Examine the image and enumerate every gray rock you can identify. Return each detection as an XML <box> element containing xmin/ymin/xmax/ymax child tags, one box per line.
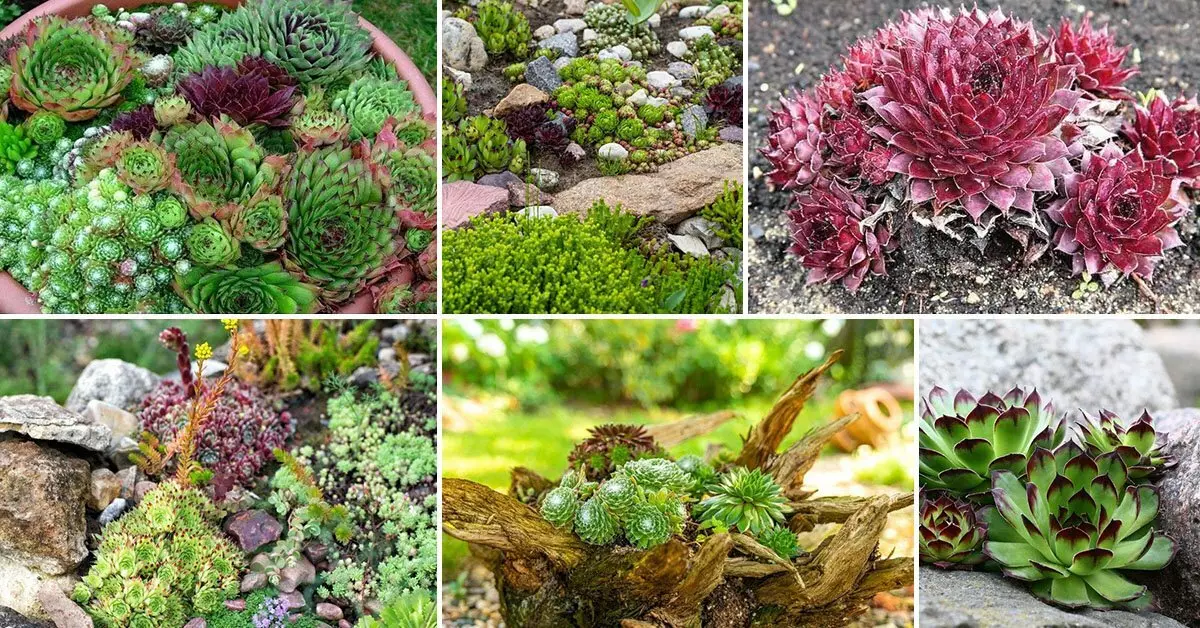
<box><xmin>553</xmin><ymin>18</ymin><xmax>587</xmax><ymax>33</ymax></box>
<box><xmin>628</xmin><ymin>88</ymin><xmax>649</xmax><ymax>106</ymax></box>
<box><xmin>519</xmin><ymin>206</ymin><xmax>558</xmax><ymax>219</ymax></box>
<box><xmin>919</xmin><ymin>319</ymin><xmax>1177</xmax><ymax>419</ymax></box>
<box><xmin>115</xmin><ymin>467</ymin><xmax>137</xmax><ymax>500</ymax></box>
<box><xmin>554</xmin><ymin>57</ymin><xmax>572</xmax><ymax>71</ymax></box>
<box><xmin>920</xmin><ymin>567</ymin><xmax>1185</xmax><ymax>628</ymax></box>
<box><xmin>582</xmin><ymin>28</ymin><xmax>597</xmax><ymax>43</ymax></box>
<box><xmin>666</xmin><ymin>233</ymin><xmax>709</xmax><ymax>257</ymax></box>
<box><xmin>83</xmin><ymin>401</ymin><xmax>138</xmax><ymax>451</ymax></box>
<box><xmin>646</xmin><ymin>70</ymin><xmax>680</xmax><ymax>90</ymax></box>
<box><xmin>679</xmin><ymin>5</ymin><xmax>708</xmax><ymax>18</ymax></box>
<box><xmin>669</xmin><ymin>86</ymin><xmax>693</xmax><ymax>100</ymax></box>
<box><xmin>564</xmin><ymin>0</ymin><xmax>586</xmax><ymax>14</ymax></box>
<box><xmin>610</xmin><ymin>44</ymin><xmax>633</xmax><ymax>61</ymax></box>
<box><xmin>719</xmin><ymin>126</ymin><xmax>743</xmax><ymax>143</ymax></box>
<box><xmin>35</xmin><ymin>583</ymin><xmax>90</xmax><ymax>628</ymax></box>
<box><xmin>524</xmin><ymin>56</ymin><xmax>562</xmax><ymax>92</ymax></box>
<box><xmin>278</xmin><ymin>556</ymin><xmax>316</xmax><ymax>593</ymax></box>
<box><xmin>678</xmin><ymin>25</ymin><xmax>715</xmax><ymax>40</ymax></box>
<box><xmin>442</xmin><ymin>18</ymin><xmax>488</xmax><ymax>71</ymax></box>
<box><xmin>706</xmin><ymin>4</ymin><xmax>731</xmax><ymax>18</ymax></box>
<box><xmin>667</xmin><ymin>61</ymin><xmax>696</xmax><ymax>81</ymax></box>
<box><xmin>540</xmin><ymin>32</ymin><xmax>578</xmax><ymax>58</ymax></box>
<box><xmin>647</xmin><ymin>13</ymin><xmax>660</xmax><ymax>27</ymax></box>
<box><xmin>666</xmin><ymin>40</ymin><xmax>688</xmax><ymax>58</ymax></box>
<box><xmin>477</xmin><ymin>171</ymin><xmax>523</xmax><ymax>190</ymax></box>
<box><xmin>444</xmin><ymin>65</ymin><xmax>472</xmax><ymax>91</ymax></box>
<box><xmin>680</xmin><ymin>105</ymin><xmax>708</xmax><ymax>138</ymax></box>
<box><xmin>0</xmin><ymin>555</ymin><xmax>75</xmax><ymax>620</ymax></box>
<box><xmin>98</xmin><ymin>498</ymin><xmax>128</xmax><ymax>526</ymax></box>
<box><xmin>66</xmin><ymin>359</ymin><xmax>161</xmax><ymax>414</ymax></box>
<box><xmin>719</xmin><ymin>286</ymin><xmax>738</xmax><ymax>312</ymax></box>
<box><xmin>0</xmin><ymin>606</ymin><xmax>51</xmax><ymax>628</ymax></box>
<box><xmin>134</xmin><ymin>480</ymin><xmax>157</xmax><ymax>503</ymax></box>
<box><xmin>529</xmin><ymin>168</ymin><xmax>560</xmax><ymax>191</ymax></box>
<box><xmin>597</xmin><ymin>48</ymin><xmax>622</xmax><ymax>61</ymax></box>
<box><xmin>749</xmin><ymin>222</ymin><xmax>765</xmax><ymax>240</ymax></box>
<box><xmin>598</xmin><ymin>143</ymin><xmax>628</xmax><ymax>161</ymax></box>
<box><xmin>1148</xmin><ymin>411</ymin><xmax>1200</xmax><ymax>623</ymax></box>
<box><xmin>565</xmin><ymin>142</ymin><xmax>586</xmax><ymax>162</ymax></box>
<box><xmin>675</xmin><ymin>216</ymin><xmax>723</xmax><ymax>249</ymax></box>
<box><xmin>533</xmin><ymin>24</ymin><xmax>555</xmax><ymax>40</ymax></box>
<box><xmin>0</xmin><ymin>396</ymin><xmax>110</xmax><ymax>452</ymax></box>
<box><xmin>1144</xmin><ymin>325</ymin><xmax>1200</xmax><ymax>406</ymax></box>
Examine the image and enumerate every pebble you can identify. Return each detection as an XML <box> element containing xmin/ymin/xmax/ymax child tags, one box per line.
<box><xmin>648</xmin><ymin>13</ymin><xmax>660</xmax><ymax>27</ymax></box>
<box><xmin>668</xmin><ymin>61</ymin><xmax>697</xmax><ymax>81</ymax></box>
<box><xmin>529</xmin><ymin>168</ymin><xmax>560</xmax><ymax>191</ymax></box>
<box><xmin>565</xmin><ymin>142</ymin><xmax>587</xmax><ymax>162</ymax></box>
<box><xmin>554</xmin><ymin>18</ymin><xmax>587</xmax><ymax>33</ymax></box>
<box><xmin>598</xmin><ymin>143</ymin><xmax>629</xmax><ymax>161</ymax></box>
<box><xmin>706</xmin><ymin>4</ymin><xmax>731</xmax><ymax>18</ymax></box>
<box><xmin>679</xmin><ymin>25</ymin><xmax>715</xmax><ymax>40</ymax></box>
<box><xmin>609</xmin><ymin>44</ymin><xmax>633</xmax><ymax>61</ymax></box>
<box><xmin>628</xmin><ymin>88</ymin><xmax>649</xmax><ymax>106</ymax></box>
<box><xmin>316</xmin><ymin>603</ymin><xmax>344</xmax><ymax>621</ymax></box>
<box><xmin>98</xmin><ymin>498</ymin><xmax>128</xmax><ymax>526</ymax></box>
<box><xmin>554</xmin><ymin>57</ymin><xmax>572</xmax><ymax>71</ymax></box>
<box><xmin>679</xmin><ymin>5</ymin><xmax>708</xmax><ymax>18</ymax></box>
<box><xmin>534</xmin><ymin>24</ymin><xmax>555</xmax><ymax>40</ymax></box>
<box><xmin>582</xmin><ymin>28</ymin><xmax>598</xmax><ymax>43</ymax></box>
<box><xmin>524</xmin><ymin>56</ymin><xmax>562</xmax><ymax>92</ymax></box>
<box><xmin>966</xmin><ymin>292</ymin><xmax>982</xmax><ymax>304</ymax></box>
<box><xmin>646</xmin><ymin>71</ymin><xmax>680</xmax><ymax>90</ymax></box>
<box><xmin>520</xmin><ymin>206</ymin><xmax>559</xmax><ymax>218</ymax></box>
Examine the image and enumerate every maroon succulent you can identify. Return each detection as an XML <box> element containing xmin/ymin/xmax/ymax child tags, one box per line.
<box><xmin>110</xmin><ymin>105</ymin><xmax>159</xmax><ymax>141</ymax></box>
<box><xmin>235</xmin><ymin>56</ymin><xmax>299</xmax><ymax>92</ymax></box>
<box><xmin>704</xmin><ymin>78</ymin><xmax>742</xmax><ymax>124</ymax></box>
<box><xmin>862</xmin><ymin>7</ymin><xmax>1080</xmax><ymax>220</ymax></box>
<box><xmin>177</xmin><ymin>59</ymin><xmax>300</xmax><ymax>128</ymax></box>
<box><xmin>787</xmin><ymin>178</ymin><xmax>892</xmax><ymax>291</ymax></box>
<box><xmin>1047</xmin><ymin>143</ymin><xmax>1183</xmax><ymax>281</ymax></box>
<box><xmin>1050</xmin><ymin>16</ymin><xmax>1137</xmax><ymax>101</ymax></box>
<box><xmin>761</xmin><ymin>91</ymin><xmax>824</xmax><ymax>190</ymax></box>
<box><xmin>1124</xmin><ymin>93</ymin><xmax>1200</xmax><ymax>185</ymax></box>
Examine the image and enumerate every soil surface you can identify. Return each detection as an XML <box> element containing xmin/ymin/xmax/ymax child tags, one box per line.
<box><xmin>747</xmin><ymin>0</ymin><xmax>1200</xmax><ymax>314</ymax></box>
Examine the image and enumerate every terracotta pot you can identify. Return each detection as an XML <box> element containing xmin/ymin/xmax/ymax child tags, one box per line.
<box><xmin>0</xmin><ymin>0</ymin><xmax>435</xmax><ymax>314</ymax></box>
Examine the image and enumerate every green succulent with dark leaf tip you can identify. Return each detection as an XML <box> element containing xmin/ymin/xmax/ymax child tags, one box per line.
<box><xmin>178</xmin><ymin>262</ymin><xmax>319</xmax><ymax>314</ymax></box>
<box><xmin>625</xmin><ymin>503</ymin><xmax>671</xmax><ymax>549</ymax></box>
<box><xmin>24</xmin><ymin>112</ymin><xmax>66</xmax><ymax>146</ymax></box>
<box><xmin>333</xmin><ymin>75</ymin><xmax>421</xmax><ymax>140</ymax></box>
<box><xmin>164</xmin><ymin>117</ymin><xmax>265</xmax><ymax>219</ymax></box>
<box><xmin>540</xmin><ymin>486</ymin><xmax>580</xmax><ymax>528</ymax></box>
<box><xmin>228</xmin><ymin>193</ymin><xmax>287</xmax><ymax>252</ymax></box>
<box><xmin>757</xmin><ymin>525</ymin><xmax>801</xmax><ymax>559</ymax></box>
<box><xmin>186</xmin><ymin>218</ymin><xmax>241</xmax><ymax>267</ymax></box>
<box><xmin>920</xmin><ymin>386</ymin><xmax>1068</xmax><ymax>503</ymax></box>
<box><xmin>574</xmin><ymin>497</ymin><xmax>619</xmax><ymax>545</ymax></box>
<box><xmin>919</xmin><ymin>491</ymin><xmax>987</xmax><ymax>569</ymax></box>
<box><xmin>695</xmin><ymin>467</ymin><xmax>790</xmax><ymax>535</ymax></box>
<box><xmin>1076</xmin><ymin>410</ymin><xmax>1175</xmax><ymax>481</ymax></box>
<box><xmin>984</xmin><ymin>444</ymin><xmax>1175</xmax><ymax>609</ymax></box>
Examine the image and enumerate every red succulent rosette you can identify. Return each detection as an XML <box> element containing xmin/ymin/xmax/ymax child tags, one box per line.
<box><xmin>761</xmin><ymin>91</ymin><xmax>825</xmax><ymax>190</ymax></box>
<box><xmin>1050</xmin><ymin>15</ymin><xmax>1137</xmax><ymax>101</ymax></box>
<box><xmin>863</xmin><ymin>7</ymin><xmax>1080</xmax><ymax>220</ymax></box>
<box><xmin>787</xmin><ymin>178</ymin><xmax>892</xmax><ymax>291</ymax></box>
<box><xmin>1124</xmin><ymin>93</ymin><xmax>1200</xmax><ymax>186</ymax></box>
<box><xmin>1047</xmin><ymin>143</ymin><xmax>1183</xmax><ymax>281</ymax></box>
<box><xmin>177</xmin><ymin>57</ymin><xmax>300</xmax><ymax>128</ymax></box>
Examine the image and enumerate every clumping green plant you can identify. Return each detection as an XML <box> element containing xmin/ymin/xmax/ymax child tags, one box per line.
<box><xmin>354</xmin><ymin>593</ymin><xmax>437</xmax><ymax>628</ymax></box>
<box><xmin>461</xmin><ymin>0</ymin><xmax>531</xmax><ymax>59</ymax></box>
<box><xmin>582</xmin><ymin>4</ymin><xmax>660</xmax><ymax>59</ymax></box>
<box><xmin>442</xmin><ymin>116</ymin><xmax>527</xmax><ymax>180</ymax></box>
<box><xmin>73</xmin><ymin>481</ymin><xmax>244</xmax><ymax>628</ymax></box>
<box><xmin>695</xmin><ymin>467</ymin><xmax>789</xmax><ymax>535</ymax></box>
<box><xmin>542</xmin><ymin>461</ymin><xmax>689</xmax><ymax>550</ymax></box>
<box><xmin>441</xmin><ymin>78</ymin><xmax>467</xmax><ymax>124</ymax></box>
<box><xmin>700</xmin><ymin>182</ymin><xmax>744</xmax><ymax>249</ymax></box>
<box><xmin>332</xmin><ymin>75</ymin><xmax>425</xmax><ymax>141</ymax></box>
<box><xmin>685</xmin><ymin>36</ymin><xmax>738</xmax><ymax>89</ymax></box>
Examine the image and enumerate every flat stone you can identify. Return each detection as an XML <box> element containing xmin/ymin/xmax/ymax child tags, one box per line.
<box><xmin>668</xmin><ymin>61</ymin><xmax>697</xmax><ymax>81</ymax></box>
<box><xmin>519</xmin><ymin>206</ymin><xmax>558</xmax><ymax>219</ymax></box>
<box><xmin>555</xmin><ymin>143</ymin><xmax>742</xmax><ymax>225</ymax></box>
<box><xmin>492</xmin><ymin>83</ymin><xmax>549</xmax><ymax>118</ymax></box>
<box><xmin>477</xmin><ymin>171</ymin><xmax>524</xmax><ymax>189</ymax></box>
<box><xmin>0</xmin><ymin>396</ymin><xmax>110</xmax><ymax>452</ymax></box>
<box><xmin>223</xmin><ymin>510</ymin><xmax>283</xmax><ymax>553</ymax></box>
<box><xmin>223</xmin><ymin>599</ymin><xmax>246</xmax><ymax>611</ymax></box>
<box><xmin>597</xmin><ymin>143</ymin><xmax>629</xmax><ymax>161</ymax></box>
<box><xmin>679</xmin><ymin>5</ymin><xmax>708</xmax><ymax>18</ymax></box>
<box><xmin>0</xmin><ymin>439</ymin><xmax>88</xmax><ymax>575</ymax></box>
<box><xmin>553</xmin><ymin>18</ymin><xmax>587</xmax><ymax>33</ymax></box>
<box><xmin>524</xmin><ymin>56</ymin><xmax>562</xmax><ymax>93</ymax></box>
<box><xmin>667</xmin><ymin>233</ymin><xmax>709</xmax><ymax>257</ymax></box>
<box><xmin>442</xmin><ymin>17</ymin><xmax>488</xmax><ymax>71</ymax></box>
<box><xmin>65</xmin><ymin>359</ymin><xmax>161</xmax><ymax>414</ymax></box>
<box><xmin>666</xmin><ymin>40</ymin><xmax>688</xmax><ymax>58</ymax></box>
<box><xmin>529</xmin><ymin>168</ymin><xmax>560</xmax><ymax>191</ymax></box>
<box><xmin>680</xmin><ymin>104</ymin><xmax>708</xmax><ymax>138</ymax></box>
<box><xmin>679</xmin><ymin>25</ymin><xmax>715</xmax><ymax>40</ymax></box>
<box><xmin>315</xmin><ymin>603</ymin><xmax>344</xmax><ymax>621</ymax></box>
<box><xmin>646</xmin><ymin>71</ymin><xmax>680</xmax><ymax>90</ymax></box>
<box><xmin>507</xmin><ymin>181</ymin><xmax>554</xmax><ymax>207</ymax></box>
<box><xmin>278</xmin><ymin>556</ymin><xmax>316</xmax><ymax>593</ymax></box>
<box><xmin>34</xmin><ymin>584</ymin><xmax>90</xmax><ymax>628</ymax></box>
<box><xmin>920</xmin><ymin>567</ymin><xmax>1185</xmax><ymax>628</ymax></box>
<box><xmin>540</xmin><ymin>32</ymin><xmax>578</xmax><ymax>58</ymax></box>
<box><xmin>83</xmin><ymin>401</ymin><xmax>137</xmax><ymax>451</ymax></box>
<box><xmin>675</xmin><ymin>216</ymin><xmax>724</xmax><ymax>249</ymax></box>
<box><xmin>719</xmin><ymin>126</ymin><xmax>743</xmax><ymax>143</ymax></box>
<box><xmin>920</xmin><ymin>319</ymin><xmax>1177</xmax><ymax>419</ymax></box>
<box><xmin>533</xmin><ymin>24</ymin><xmax>555</xmax><ymax>39</ymax></box>
<box><xmin>706</xmin><ymin>4</ymin><xmax>731</xmax><ymax>18</ymax></box>
<box><xmin>442</xmin><ymin>181</ymin><xmax>511</xmax><ymax>229</ymax></box>
<box><xmin>88</xmin><ymin>469</ymin><xmax>121</xmax><ymax>511</ymax></box>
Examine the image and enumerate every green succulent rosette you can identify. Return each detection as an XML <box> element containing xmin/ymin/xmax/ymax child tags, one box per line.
<box><xmin>164</xmin><ymin>117</ymin><xmax>265</xmax><ymax>219</ymax></box>
<box><xmin>333</xmin><ymin>75</ymin><xmax>421</xmax><ymax>141</ymax></box>
<box><xmin>624</xmin><ymin>503</ymin><xmax>671</xmax><ymax>549</ymax></box>
<box><xmin>186</xmin><ymin>218</ymin><xmax>241</xmax><ymax>267</ymax></box>
<box><xmin>10</xmin><ymin>17</ymin><xmax>141</xmax><ymax>121</ymax></box>
<box><xmin>293</xmin><ymin>109</ymin><xmax>351</xmax><ymax>147</ymax></box>
<box><xmin>574</xmin><ymin>497</ymin><xmax>619</xmax><ymax>545</ymax></box>
<box><xmin>540</xmin><ymin>486</ymin><xmax>581</xmax><ymax>529</ymax></box>
<box><xmin>228</xmin><ymin>191</ymin><xmax>287</xmax><ymax>252</ymax></box>
<box><xmin>758</xmin><ymin>525</ymin><xmax>800</xmax><ymax>559</ymax></box>
<box><xmin>24</xmin><ymin>112</ymin><xmax>66</xmax><ymax>146</ymax></box>
<box><xmin>282</xmin><ymin>142</ymin><xmax>399</xmax><ymax>302</ymax></box>
<box><xmin>115</xmin><ymin>141</ymin><xmax>176</xmax><ymax>195</ymax></box>
<box><xmin>694</xmin><ymin>467</ymin><xmax>790</xmax><ymax>535</ymax></box>
<box><xmin>178</xmin><ymin>262</ymin><xmax>319</xmax><ymax>314</ymax></box>
<box><xmin>388</xmin><ymin>149</ymin><xmax>437</xmax><ymax>214</ymax></box>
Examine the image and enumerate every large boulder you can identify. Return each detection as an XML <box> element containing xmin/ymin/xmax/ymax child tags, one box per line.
<box><xmin>920</xmin><ymin>319</ymin><xmax>1177</xmax><ymax>419</ymax></box>
<box><xmin>554</xmin><ymin>143</ymin><xmax>742</xmax><ymax>225</ymax></box>
<box><xmin>920</xmin><ymin>567</ymin><xmax>1185</xmax><ymax>627</ymax></box>
<box><xmin>1147</xmin><ymin>411</ymin><xmax>1200</xmax><ymax>623</ymax></box>
<box><xmin>0</xmin><ymin>396</ymin><xmax>110</xmax><ymax>452</ymax></box>
<box><xmin>0</xmin><ymin>556</ymin><xmax>74</xmax><ymax>622</ymax></box>
<box><xmin>442</xmin><ymin>181</ymin><xmax>510</xmax><ymax>229</ymax></box>
<box><xmin>1143</xmin><ymin>325</ymin><xmax>1200</xmax><ymax>406</ymax></box>
<box><xmin>0</xmin><ymin>439</ymin><xmax>89</xmax><ymax>574</ymax></box>
<box><xmin>0</xmin><ymin>606</ymin><xmax>52</xmax><ymax>628</ymax></box>
<box><xmin>65</xmin><ymin>359</ymin><xmax>161</xmax><ymax>414</ymax></box>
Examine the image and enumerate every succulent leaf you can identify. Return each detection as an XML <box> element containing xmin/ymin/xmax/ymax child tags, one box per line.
<box><xmin>694</xmin><ymin>467</ymin><xmax>790</xmax><ymax>535</ymax></box>
<box><xmin>919</xmin><ymin>491</ymin><xmax>987</xmax><ymax>568</ymax></box>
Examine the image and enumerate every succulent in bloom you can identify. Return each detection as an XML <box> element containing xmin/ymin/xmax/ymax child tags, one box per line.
<box><xmin>919</xmin><ymin>491</ymin><xmax>987</xmax><ymax>568</ymax></box>
<box><xmin>787</xmin><ymin>178</ymin><xmax>892</xmax><ymax>292</ymax></box>
<box><xmin>1046</xmin><ymin>143</ymin><xmax>1181</xmax><ymax>282</ymax></box>
<box><xmin>919</xmin><ymin>386</ymin><xmax>1067</xmax><ymax>503</ymax></box>
<box><xmin>984</xmin><ymin>444</ymin><xmax>1175</xmax><ymax>609</ymax></box>
<box><xmin>574</xmin><ymin>497</ymin><xmax>619</xmax><ymax>545</ymax></box>
<box><xmin>761</xmin><ymin>91</ymin><xmax>824</xmax><ymax>190</ymax></box>
<box><xmin>333</xmin><ymin>75</ymin><xmax>422</xmax><ymax>141</ymax></box>
<box><xmin>10</xmin><ymin>17</ymin><xmax>141</xmax><ymax>121</ymax></box>
<box><xmin>540</xmin><ymin>486</ymin><xmax>581</xmax><ymax>528</ymax></box>
<box><xmin>281</xmin><ymin>142</ymin><xmax>399</xmax><ymax>302</ymax></box>
<box><xmin>1123</xmin><ymin>93</ymin><xmax>1200</xmax><ymax>185</ymax></box>
<box><xmin>1050</xmin><ymin>16</ymin><xmax>1137</xmax><ymax>101</ymax></box>
<box><xmin>1076</xmin><ymin>410</ymin><xmax>1175</xmax><ymax>481</ymax></box>
<box><xmin>862</xmin><ymin>7</ymin><xmax>1079</xmax><ymax>219</ymax></box>
<box><xmin>568</xmin><ymin>424</ymin><xmax>665</xmax><ymax>481</ymax></box>
<box><xmin>186</xmin><ymin>217</ymin><xmax>241</xmax><ymax>267</ymax></box>
<box><xmin>164</xmin><ymin>117</ymin><xmax>266</xmax><ymax>219</ymax></box>
<box><xmin>177</xmin><ymin>59</ymin><xmax>300</xmax><ymax>128</ymax></box>
<box><xmin>178</xmin><ymin>262</ymin><xmax>320</xmax><ymax>314</ymax></box>
<box><xmin>695</xmin><ymin>467</ymin><xmax>790</xmax><ymax>535</ymax></box>
<box><xmin>154</xmin><ymin>95</ymin><xmax>194</xmax><ymax>127</ymax></box>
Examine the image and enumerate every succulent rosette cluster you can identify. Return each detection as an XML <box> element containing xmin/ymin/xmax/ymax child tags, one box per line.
<box><xmin>762</xmin><ymin>7</ymin><xmax>1199</xmax><ymax>293</ymax></box>
<box><xmin>0</xmin><ymin>0</ymin><xmax>436</xmax><ymax>314</ymax></box>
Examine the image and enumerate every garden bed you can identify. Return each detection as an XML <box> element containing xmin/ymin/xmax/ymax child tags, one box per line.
<box><xmin>440</xmin><ymin>0</ymin><xmax>744</xmax><ymax>313</ymax></box>
<box><xmin>748</xmin><ymin>0</ymin><xmax>1200</xmax><ymax>314</ymax></box>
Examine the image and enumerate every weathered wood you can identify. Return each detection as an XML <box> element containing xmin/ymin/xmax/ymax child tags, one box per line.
<box><xmin>648</xmin><ymin>534</ymin><xmax>734</xmax><ymax>627</ymax></box>
<box><xmin>766</xmin><ymin>412</ymin><xmax>859</xmax><ymax>498</ymax></box>
<box><xmin>723</xmin><ymin>558</ymin><xmax>789</xmax><ymax>578</ymax></box>
<box><xmin>645</xmin><ymin>411</ymin><xmax>739</xmax><ymax>449</ymax></box>
<box><xmin>730</xmin><ymin>533</ymin><xmax>802</xmax><ymax>586</ymax></box>
<box><xmin>735</xmin><ymin>351</ymin><xmax>843</xmax><ymax>470</ymax></box>
<box><xmin>567</xmin><ymin>540</ymin><xmax>690</xmax><ymax>607</ymax></box>
<box><xmin>510</xmin><ymin>466</ymin><xmax>556</xmax><ymax>503</ymax></box>
<box><xmin>442</xmin><ymin>478</ymin><xmax>588</xmax><ymax>570</ymax></box>
<box><xmin>790</xmin><ymin>492</ymin><xmax>914</xmax><ymax>526</ymax></box>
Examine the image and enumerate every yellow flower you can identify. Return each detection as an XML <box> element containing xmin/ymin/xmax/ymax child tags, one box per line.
<box><xmin>238</xmin><ymin>345</ymin><xmax>249</xmax><ymax>357</ymax></box>
<box><xmin>195</xmin><ymin>342</ymin><xmax>213</xmax><ymax>361</ymax></box>
<box><xmin>221</xmin><ymin>319</ymin><xmax>239</xmax><ymax>334</ymax></box>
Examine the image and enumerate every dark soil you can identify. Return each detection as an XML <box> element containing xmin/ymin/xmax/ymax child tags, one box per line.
<box><xmin>747</xmin><ymin>0</ymin><xmax>1200</xmax><ymax>313</ymax></box>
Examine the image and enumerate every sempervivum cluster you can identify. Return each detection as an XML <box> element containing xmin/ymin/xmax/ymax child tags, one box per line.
<box><xmin>919</xmin><ymin>491</ymin><xmax>986</xmax><ymax>568</ymax></box>
<box><xmin>761</xmin><ymin>8</ymin><xmax>1200</xmax><ymax>293</ymax></box>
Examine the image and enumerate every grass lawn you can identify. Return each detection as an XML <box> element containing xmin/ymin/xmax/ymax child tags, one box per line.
<box><xmin>442</xmin><ymin>394</ymin><xmax>851</xmax><ymax>578</ymax></box>
<box><xmin>353</xmin><ymin>0</ymin><xmax>436</xmax><ymax>80</ymax></box>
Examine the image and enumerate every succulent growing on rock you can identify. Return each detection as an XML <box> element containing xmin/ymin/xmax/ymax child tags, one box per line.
<box><xmin>695</xmin><ymin>467</ymin><xmax>790</xmax><ymax>535</ymax></box>
<box><xmin>1075</xmin><ymin>410</ymin><xmax>1174</xmax><ymax>481</ymax></box>
<box><xmin>1050</xmin><ymin>15</ymin><xmax>1137</xmax><ymax>101</ymax></box>
<box><xmin>788</xmin><ymin>178</ymin><xmax>891</xmax><ymax>292</ymax></box>
<box><xmin>1124</xmin><ymin>93</ymin><xmax>1200</xmax><ymax>185</ymax></box>
<box><xmin>984</xmin><ymin>444</ymin><xmax>1175</xmax><ymax>609</ymax></box>
<box><xmin>919</xmin><ymin>491</ymin><xmax>987</xmax><ymax>568</ymax></box>
<box><xmin>567</xmin><ymin>424</ymin><xmax>665</xmax><ymax>481</ymax></box>
<box><xmin>10</xmin><ymin>17</ymin><xmax>141</xmax><ymax>121</ymax></box>
<box><xmin>164</xmin><ymin>117</ymin><xmax>266</xmax><ymax>219</ymax></box>
<box><xmin>862</xmin><ymin>7</ymin><xmax>1079</xmax><ymax>219</ymax></box>
<box><xmin>177</xmin><ymin>59</ymin><xmax>301</xmax><ymax>128</ymax></box>
<box><xmin>919</xmin><ymin>386</ymin><xmax>1067</xmax><ymax>503</ymax></box>
<box><xmin>1046</xmin><ymin>143</ymin><xmax>1182</xmax><ymax>282</ymax></box>
<box><xmin>178</xmin><ymin>262</ymin><xmax>319</xmax><ymax>314</ymax></box>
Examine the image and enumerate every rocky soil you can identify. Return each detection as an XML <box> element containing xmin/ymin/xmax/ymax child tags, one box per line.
<box><xmin>748</xmin><ymin>0</ymin><xmax>1200</xmax><ymax>314</ymax></box>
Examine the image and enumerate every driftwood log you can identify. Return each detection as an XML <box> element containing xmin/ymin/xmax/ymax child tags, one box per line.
<box><xmin>443</xmin><ymin>351</ymin><xmax>914</xmax><ymax>627</ymax></box>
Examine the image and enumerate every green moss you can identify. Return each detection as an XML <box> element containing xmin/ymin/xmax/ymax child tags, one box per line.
<box><xmin>699</xmin><ymin>182</ymin><xmax>744</xmax><ymax>249</ymax></box>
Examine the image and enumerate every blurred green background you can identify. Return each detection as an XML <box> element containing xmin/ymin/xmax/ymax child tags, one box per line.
<box><xmin>0</xmin><ymin>320</ymin><xmax>230</xmax><ymax>403</ymax></box>
<box><xmin>442</xmin><ymin>318</ymin><xmax>915</xmax><ymax>578</ymax></box>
